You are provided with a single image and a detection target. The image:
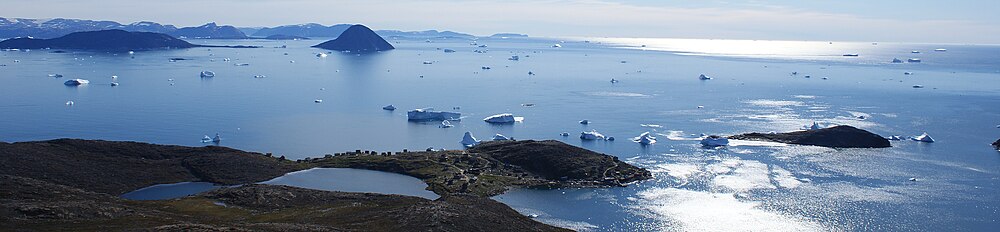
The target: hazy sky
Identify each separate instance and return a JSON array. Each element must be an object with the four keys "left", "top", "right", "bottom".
[{"left": 2, "top": 0, "right": 999, "bottom": 43}]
